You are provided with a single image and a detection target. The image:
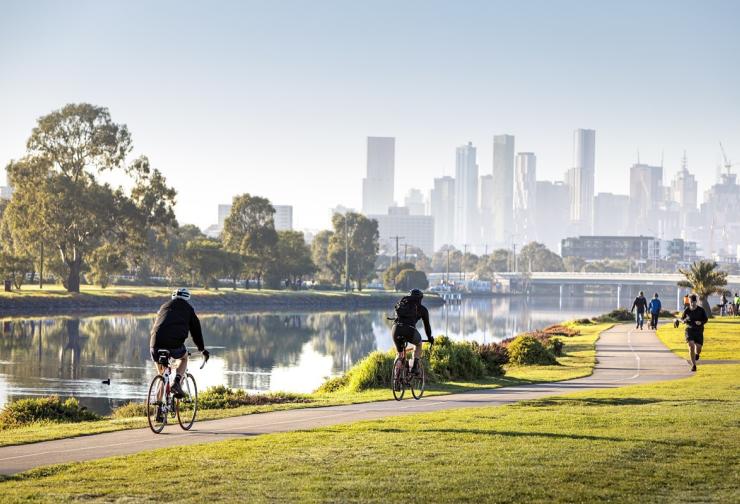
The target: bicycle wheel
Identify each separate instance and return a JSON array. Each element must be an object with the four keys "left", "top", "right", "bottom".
[
  {"left": 410, "top": 359, "right": 425, "bottom": 400},
  {"left": 391, "top": 358, "right": 405, "bottom": 401},
  {"left": 176, "top": 372, "right": 198, "bottom": 430},
  {"left": 146, "top": 375, "right": 167, "bottom": 434}
]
